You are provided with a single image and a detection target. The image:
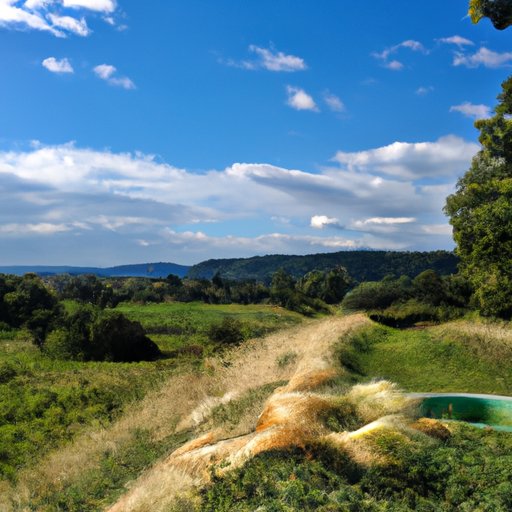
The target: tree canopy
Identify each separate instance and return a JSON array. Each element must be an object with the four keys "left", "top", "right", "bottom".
[
  {"left": 469, "top": 0, "right": 512, "bottom": 30},
  {"left": 445, "top": 77, "right": 512, "bottom": 318}
]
